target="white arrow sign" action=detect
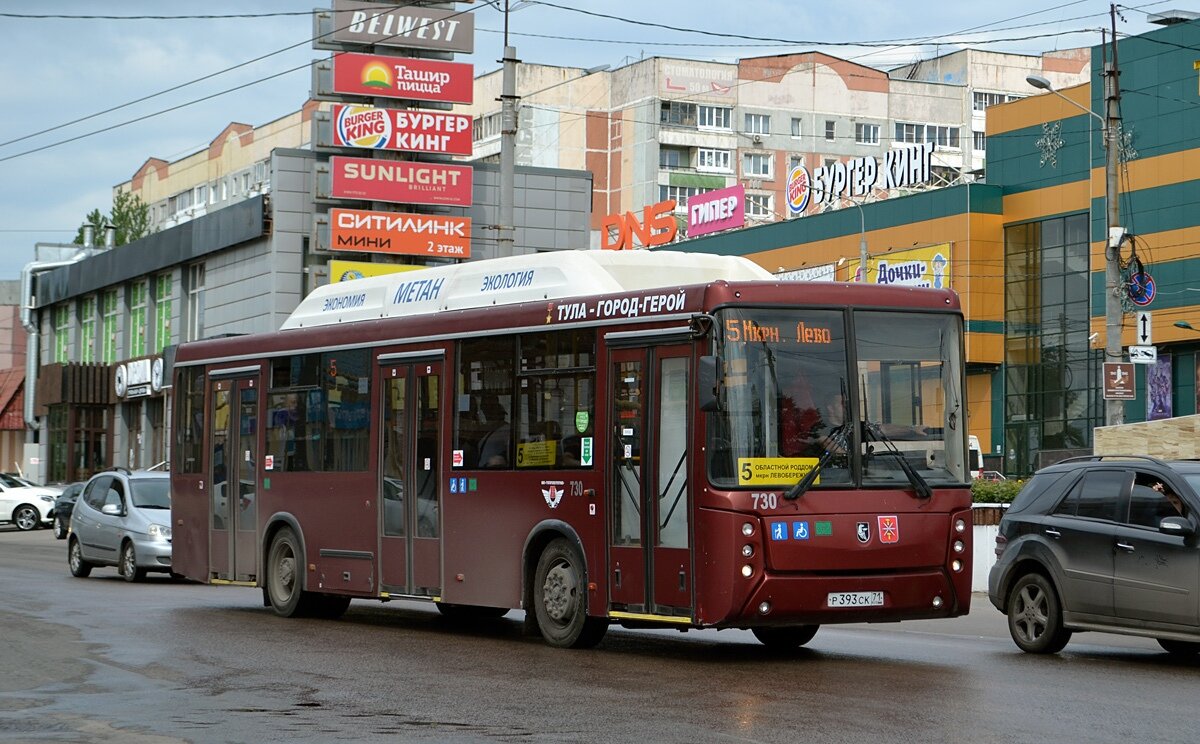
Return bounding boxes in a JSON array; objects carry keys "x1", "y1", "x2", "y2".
[{"x1": 1136, "y1": 311, "x2": 1152, "y2": 345}]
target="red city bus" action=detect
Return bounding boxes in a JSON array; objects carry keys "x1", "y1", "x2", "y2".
[{"x1": 170, "y1": 250, "x2": 972, "y2": 649}]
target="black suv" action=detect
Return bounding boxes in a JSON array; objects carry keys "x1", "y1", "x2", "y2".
[{"x1": 988, "y1": 455, "x2": 1200, "y2": 656}]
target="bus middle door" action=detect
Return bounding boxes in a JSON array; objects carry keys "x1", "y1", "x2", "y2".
[
  {"x1": 377, "y1": 355, "x2": 443, "y2": 598},
  {"x1": 607, "y1": 342, "x2": 693, "y2": 621},
  {"x1": 209, "y1": 372, "x2": 259, "y2": 582}
]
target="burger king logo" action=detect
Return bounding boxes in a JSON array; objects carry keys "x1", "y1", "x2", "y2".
[
  {"x1": 335, "y1": 105, "x2": 391, "y2": 149},
  {"x1": 787, "y1": 164, "x2": 811, "y2": 215}
]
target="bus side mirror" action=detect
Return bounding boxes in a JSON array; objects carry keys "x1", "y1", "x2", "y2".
[{"x1": 699, "y1": 355, "x2": 721, "y2": 412}]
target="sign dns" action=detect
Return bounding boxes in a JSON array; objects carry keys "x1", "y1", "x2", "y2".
[{"x1": 600, "y1": 199, "x2": 678, "y2": 250}]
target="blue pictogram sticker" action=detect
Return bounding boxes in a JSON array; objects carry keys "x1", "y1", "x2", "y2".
[
  {"x1": 450, "y1": 478, "x2": 458, "y2": 494},
  {"x1": 770, "y1": 522, "x2": 788, "y2": 541},
  {"x1": 458, "y1": 477, "x2": 467, "y2": 493},
  {"x1": 793, "y1": 521, "x2": 810, "y2": 540}
]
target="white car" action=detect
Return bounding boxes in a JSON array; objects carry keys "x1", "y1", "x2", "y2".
[{"x1": 0, "y1": 474, "x2": 57, "y2": 531}]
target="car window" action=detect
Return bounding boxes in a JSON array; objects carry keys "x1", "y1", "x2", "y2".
[
  {"x1": 130, "y1": 479, "x2": 170, "y2": 509},
  {"x1": 1053, "y1": 469, "x2": 1126, "y2": 521},
  {"x1": 1127, "y1": 471, "x2": 1187, "y2": 527},
  {"x1": 0, "y1": 473, "x2": 24, "y2": 488},
  {"x1": 83, "y1": 476, "x2": 112, "y2": 509},
  {"x1": 104, "y1": 483, "x2": 124, "y2": 510},
  {"x1": 1007, "y1": 471, "x2": 1071, "y2": 514}
]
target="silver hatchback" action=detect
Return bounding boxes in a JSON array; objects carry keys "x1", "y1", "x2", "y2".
[{"x1": 68, "y1": 469, "x2": 172, "y2": 582}]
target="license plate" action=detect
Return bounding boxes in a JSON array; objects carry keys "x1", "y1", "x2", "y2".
[{"x1": 826, "y1": 591, "x2": 884, "y2": 608}]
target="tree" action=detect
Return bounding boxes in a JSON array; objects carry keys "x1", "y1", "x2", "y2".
[{"x1": 73, "y1": 191, "x2": 153, "y2": 246}]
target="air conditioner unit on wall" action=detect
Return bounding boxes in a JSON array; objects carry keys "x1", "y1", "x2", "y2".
[{"x1": 752, "y1": 134, "x2": 762, "y2": 144}]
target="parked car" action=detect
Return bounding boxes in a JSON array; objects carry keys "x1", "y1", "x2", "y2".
[
  {"x1": 0, "y1": 475, "x2": 58, "y2": 531},
  {"x1": 67, "y1": 468, "x2": 172, "y2": 581},
  {"x1": 3, "y1": 472, "x2": 64, "y2": 495},
  {"x1": 51, "y1": 482, "x2": 86, "y2": 539},
  {"x1": 988, "y1": 455, "x2": 1200, "y2": 656}
]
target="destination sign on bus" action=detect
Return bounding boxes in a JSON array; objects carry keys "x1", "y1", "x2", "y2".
[
  {"x1": 724, "y1": 319, "x2": 833, "y2": 344},
  {"x1": 738, "y1": 457, "x2": 820, "y2": 486}
]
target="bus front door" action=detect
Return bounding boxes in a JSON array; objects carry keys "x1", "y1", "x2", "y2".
[
  {"x1": 209, "y1": 374, "x2": 259, "y2": 582},
  {"x1": 378, "y1": 358, "x2": 443, "y2": 598},
  {"x1": 607, "y1": 344, "x2": 694, "y2": 620}
]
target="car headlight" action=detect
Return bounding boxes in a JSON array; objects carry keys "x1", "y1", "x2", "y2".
[
  {"x1": 39, "y1": 495, "x2": 53, "y2": 503},
  {"x1": 148, "y1": 523, "x2": 172, "y2": 540}
]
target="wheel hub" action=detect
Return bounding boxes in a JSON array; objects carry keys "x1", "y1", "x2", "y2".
[{"x1": 542, "y1": 562, "x2": 576, "y2": 622}]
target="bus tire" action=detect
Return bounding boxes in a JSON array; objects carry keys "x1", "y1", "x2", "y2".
[
  {"x1": 267, "y1": 527, "x2": 310, "y2": 617},
  {"x1": 752, "y1": 625, "x2": 819, "y2": 649},
  {"x1": 533, "y1": 537, "x2": 607, "y2": 649}
]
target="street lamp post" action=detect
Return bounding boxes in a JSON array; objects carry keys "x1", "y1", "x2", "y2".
[{"x1": 1027, "y1": 70, "x2": 1124, "y2": 426}]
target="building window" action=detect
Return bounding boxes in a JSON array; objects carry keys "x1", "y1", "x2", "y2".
[
  {"x1": 154, "y1": 273, "x2": 171, "y2": 353},
  {"x1": 698, "y1": 105, "x2": 731, "y2": 130},
  {"x1": 744, "y1": 113, "x2": 770, "y2": 135},
  {"x1": 209, "y1": 181, "x2": 218, "y2": 204},
  {"x1": 660, "y1": 101, "x2": 698, "y2": 127},
  {"x1": 973, "y1": 91, "x2": 1014, "y2": 111},
  {"x1": 53, "y1": 304, "x2": 69, "y2": 363},
  {"x1": 230, "y1": 176, "x2": 239, "y2": 197},
  {"x1": 855, "y1": 123, "x2": 880, "y2": 145},
  {"x1": 973, "y1": 130, "x2": 986, "y2": 152},
  {"x1": 659, "y1": 184, "x2": 709, "y2": 212},
  {"x1": 791, "y1": 118, "x2": 802, "y2": 138},
  {"x1": 472, "y1": 112, "x2": 502, "y2": 141},
  {"x1": 825, "y1": 120, "x2": 836, "y2": 141},
  {"x1": 194, "y1": 184, "x2": 207, "y2": 207},
  {"x1": 745, "y1": 194, "x2": 773, "y2": 218},
  {"x1": 102, "y1": 289, "x2": 118, "y2": 364},
  {"x1": 80, "y1": 295, "x2": 96, "y2": 364},
  {"x1": 894, "y1": 122, "x2": 960, "y2": 148},
  {"x1": 743, "y1": 152, "x2": 773, "y2": 178},
  {"x1": 220, "y1": 179, "x2": 228, "y2": 201},
  {"x1": 186, "y1": 263, "x2": 205, "y2": 343},
  {"x1": 1003, "y1": 213, "x2": 1097, "y2": 476},
  {"x1": 697, "y1": 148, "x2": 732, "y2": 172},
  {"x1": 130, "y1": 280, "x2": 148, "y2": 358},
  {"x1": 659, "y1": 146, "x2": 688, "y2": 169}
]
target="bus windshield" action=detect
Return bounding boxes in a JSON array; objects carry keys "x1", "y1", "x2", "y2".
[{"x1": 707, "y1": 307, "x2": 967, "y2": 490}]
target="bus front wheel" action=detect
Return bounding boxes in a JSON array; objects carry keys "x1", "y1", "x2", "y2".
[
  {"x1": 267, "y1": 527, "x2": 309, "y2": 617},
  {"x1": 533, "y1": 538, "x2": 607, "y2": 649}
]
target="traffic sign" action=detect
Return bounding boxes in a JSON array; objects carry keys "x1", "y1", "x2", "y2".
[
  {"x1": 1103, "y1": 362, "x2": 1136, "y2": 400},
  {"x1": 1136, "y1": 311, "x2": 1152, "y2": 345},
  {"x1": 1129, "y1": 345, "x2": 1157, "y2": 364},
  {"x1": 1129, "y1": 272, "x2": 1156, "y2": 306}
]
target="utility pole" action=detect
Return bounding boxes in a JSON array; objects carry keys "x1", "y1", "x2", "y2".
[
  {"x1": 497, "y1": 0, "x2": 518, "y2": 258},
  {"x1": 1103, "y1": 4, "x2": 1124, "y2": 426}
]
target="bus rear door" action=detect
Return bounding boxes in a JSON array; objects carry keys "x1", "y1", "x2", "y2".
[
  {"x1": 209, "y1": 370, "x2": 259, "y2": 582},
  {"x1": 607, "y1": 339, "x2": 694, "y2": 622},
  {"x1": 377, "y1": 353, "x2": 443, "y2": 598}
]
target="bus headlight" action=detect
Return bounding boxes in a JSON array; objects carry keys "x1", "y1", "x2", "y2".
[
  {"x1": 954, "y1": 518, "x2": 966, "y2": 533},
  {"x1": 953, "y1": 540, "x2": 965, "y2": 554},
  {"x1": 951, "y1": 559, "x2": 963, "y2": 572},
  {"x1": 741, "y1": 564, "x2": 753, "y2": 578},
  {"x1": 741, "y1": 544, "x2": 754, "y2": 558},
  {"x1": 741, "y1": 522, "x2": 754, "y2": 536}
]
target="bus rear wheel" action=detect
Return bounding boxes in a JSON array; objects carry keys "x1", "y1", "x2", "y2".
[
  {"x1": 267, "y1": 527, "x2": 310, "y2": 617},
  {"x1": 752, "y1": 625, "x2": 819, "y2": 649},
  {"x1": 533, "y1": 538, "x2": 607, "y2": 649}
]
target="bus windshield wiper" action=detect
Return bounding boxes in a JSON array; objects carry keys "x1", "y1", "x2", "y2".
[
  {"x1": 863, "y1": 421, "x2": 932, "y2": 500},
  {"x1": 784, "y1": 421, "x2": 852, "y2": 501}
]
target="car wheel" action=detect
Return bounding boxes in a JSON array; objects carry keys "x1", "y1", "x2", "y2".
[
  {"x1": 13, "y1": 505, "x2": 39, "y2": 531},
  {"x1": 267, "y1": 527, "x2": 313, "y2": 617},
  {"x1": 533, "y1": 537, "x2": 607, "y2": 649},
  {"x1": 120, "y1": 542, "x2": 147, "y2": 583},
  {"x1": 1158, "y1": 639, "x2": 1200, "y2": 656},
  {"x1": 68, "y1": 537, "x2": 93, "y2": 578},
  {"x1": 752, "y1": 625, "x2": 820, "y2": 650},
  {"x1": 1006, "y1": 572, "x2": 1072, "y2": 654},
  {"x1": 53, "y1": 515, "x2": 69, "y2": 540}
]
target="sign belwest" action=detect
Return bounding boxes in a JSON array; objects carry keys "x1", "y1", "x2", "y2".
[
  {"x1": 331, "y1": 0, "x2": 474, "y2": 54},
  {"x1": 331, "y1": 208, "x2": 471, "y2": 258},
  {"x1": 331, "y1": 104, "x2": 472, "y2": 155},
  {"x1": 331, "y1": 156, "x2": 473, "y2": 207},
  {"x1": 332, "y1": 52, "x2": 473, "y2": 104}
]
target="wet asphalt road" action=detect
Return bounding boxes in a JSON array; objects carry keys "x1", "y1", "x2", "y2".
[{"x1": 2, "y1": 525, "x2": 1200, "y2": 744}]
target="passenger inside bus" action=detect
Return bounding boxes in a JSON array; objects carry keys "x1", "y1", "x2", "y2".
[
  {"x1": 476, "y1": 394, "x2": 511, "y2": 468},
  {"x1": 780, "y1": 378, "x2": 844, "y2": 457}
]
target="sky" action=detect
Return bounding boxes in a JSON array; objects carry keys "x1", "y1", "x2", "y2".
[{"x1": 0, "y1": 0, "x2": 1182, "y2": 281}]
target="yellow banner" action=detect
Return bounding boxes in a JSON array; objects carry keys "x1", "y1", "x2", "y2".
[
  {"x1": 737, "y1": 457, "x2": 819, "y2": 485},
  {"x1": 845, "y1": 242, "x2": 951, "y2": 289},
  {"x1": 330, "y1": 259, "x2": 422, "y2": 282}
]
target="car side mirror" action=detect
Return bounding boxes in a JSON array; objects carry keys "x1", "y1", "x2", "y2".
[
  {"x1": 1159, "y1": 516, "x2": 1194, "y2": 537},
  {"x1": 698, "y1": 355, "x2": 721, "y2": 412},
  {"x1": 101, "y1": 504, "x2": 122, "y2": 516}
]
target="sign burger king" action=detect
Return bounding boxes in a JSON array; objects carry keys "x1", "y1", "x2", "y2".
[{"x1": 332, "y1": 104, "x2": 472, "y2": 155}]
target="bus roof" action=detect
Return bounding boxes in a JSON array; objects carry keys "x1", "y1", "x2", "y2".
[{"x1": 281, "y1": 250, "x2": 774, "y2": 329}]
